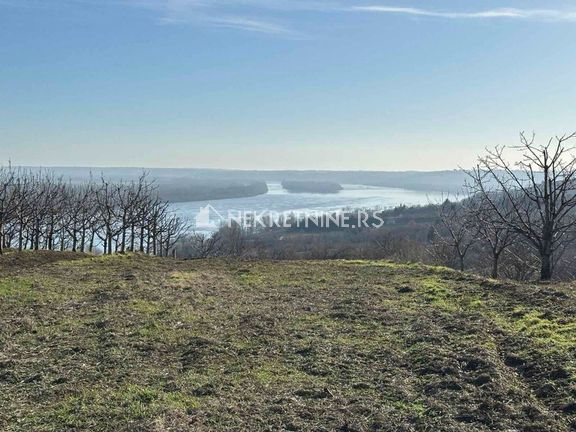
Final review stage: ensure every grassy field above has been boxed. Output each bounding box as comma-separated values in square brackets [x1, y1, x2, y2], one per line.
[0, 252, 575, 431]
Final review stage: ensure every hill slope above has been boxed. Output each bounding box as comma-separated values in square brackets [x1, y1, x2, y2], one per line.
[1, 253, 575, 431]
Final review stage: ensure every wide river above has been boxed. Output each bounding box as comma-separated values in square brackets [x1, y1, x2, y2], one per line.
[171, 183, 444, 232]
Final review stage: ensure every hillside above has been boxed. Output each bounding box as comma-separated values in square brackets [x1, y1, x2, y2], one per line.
[1, 253, 575, 431]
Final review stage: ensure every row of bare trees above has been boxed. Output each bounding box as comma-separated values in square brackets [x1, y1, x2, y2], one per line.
[435, 132, 576, 281]
[0, 168, 187, 256]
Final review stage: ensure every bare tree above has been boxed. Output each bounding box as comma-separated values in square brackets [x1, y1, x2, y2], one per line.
[0, 166, 185, 258]
[0, 167, 16, 254]
[220, 222, 246, 257]
[189, 232, 223, 258]
[466, 195, 517, 279]
[469, 132, 576, 280]
[434, 198, 478, 271]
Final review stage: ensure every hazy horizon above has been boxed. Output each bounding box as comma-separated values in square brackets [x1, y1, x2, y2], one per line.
[9, 165, 466, 173]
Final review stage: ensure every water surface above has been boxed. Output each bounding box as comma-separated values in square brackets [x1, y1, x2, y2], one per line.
[171, 183, 443, 231]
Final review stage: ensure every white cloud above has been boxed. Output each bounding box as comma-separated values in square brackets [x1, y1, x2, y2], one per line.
[207, 16, 298, 34]
[353, 6, 576, 22]
[159, 14, 300, 36]
[0, 0, 303, 35]
[3, 1, 576, 36]
[124, 0, 303, 35]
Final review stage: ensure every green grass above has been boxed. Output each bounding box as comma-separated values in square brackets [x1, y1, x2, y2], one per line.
[0, 252, 575, 431]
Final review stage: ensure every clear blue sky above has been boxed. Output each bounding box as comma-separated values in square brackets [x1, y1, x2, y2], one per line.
[1, 0, 575, 170]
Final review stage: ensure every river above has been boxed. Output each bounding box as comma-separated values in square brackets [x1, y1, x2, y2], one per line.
[170, 183, 444, 232]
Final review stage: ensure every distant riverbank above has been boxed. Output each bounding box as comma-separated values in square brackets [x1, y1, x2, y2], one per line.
[158, 180, 268, 203]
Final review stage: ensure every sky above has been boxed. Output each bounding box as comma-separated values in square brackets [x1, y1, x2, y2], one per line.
[1, 0, 576, 171]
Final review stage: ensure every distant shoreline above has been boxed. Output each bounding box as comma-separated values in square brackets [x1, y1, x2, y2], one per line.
[159, 181, 268, 203]
[15, 167, 468, 196]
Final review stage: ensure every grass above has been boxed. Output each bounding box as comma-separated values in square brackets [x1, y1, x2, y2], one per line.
[0, 252, 575, 431]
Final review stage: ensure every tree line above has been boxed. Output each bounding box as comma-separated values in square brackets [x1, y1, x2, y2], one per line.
[0, 168, 187, 256]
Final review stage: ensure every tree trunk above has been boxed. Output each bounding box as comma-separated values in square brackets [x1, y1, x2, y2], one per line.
[48, 231, 53, 250]
[540, 253, 552, 281]
[121, 226, 126, 253]
[491, 252, 500, 279]
[139, 225, 145, 252]
[18, 225, 23, 251]
[80, 229, 86, 252]
[33, 221, 40, 250]
[130, 225, 136, 252]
